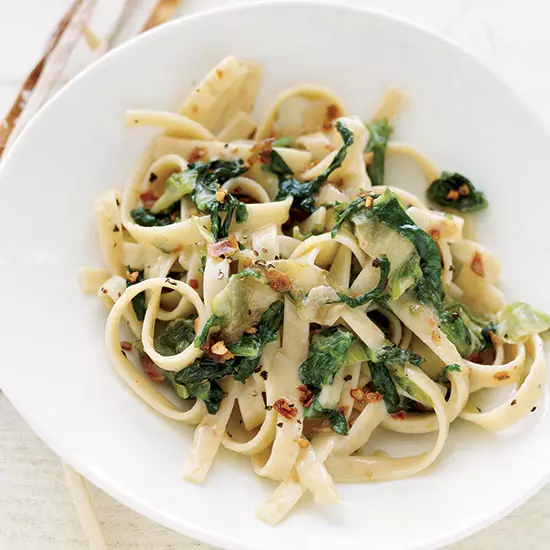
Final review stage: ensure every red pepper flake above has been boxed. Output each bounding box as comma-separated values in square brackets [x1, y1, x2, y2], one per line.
[350, 388, 383, 404]
[339, 406, 348, 416]
[458, 183, 470, 197]
[207, 234, 239, 258]
[125, 269, 140, 284]
[249, 138, 274, 165]
[494, 372, 510, 381]
[120, 341, 132, 351]
[446, 189, 460, 201]
[391, 411, 407, 420]
[140, 354, 165, 382]
[322, 104, 340, 130]
[429, 229, 440, 242]
[139, 190, 158, 209]
[267, 268, 291, 292]
[273, 398, 298, 419]
[188, 146, 205, 163]
[189, 278, 199, 290]
[467, 353, 482, 363]
[297, 385, 314, 408]
[470, 251, 485, 277]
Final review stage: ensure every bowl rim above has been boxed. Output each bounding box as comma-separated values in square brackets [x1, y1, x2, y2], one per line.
[2, 2, 549, 549]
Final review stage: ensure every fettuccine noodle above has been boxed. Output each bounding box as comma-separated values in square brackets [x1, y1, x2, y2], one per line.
[81, 56, 549, 524]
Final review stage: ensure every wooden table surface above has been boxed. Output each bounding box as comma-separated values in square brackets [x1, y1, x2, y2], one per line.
[1, 0, 550, 548]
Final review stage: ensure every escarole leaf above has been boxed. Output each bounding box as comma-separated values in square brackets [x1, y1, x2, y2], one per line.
[427, 172, 488, 213]
[211, 268, 280, 342]
[298, 327, 355, 388]
[436, 364, 462, 384]
[368, 344, 427, 413]
[155, 318, 195, 356]
[175, 301, 285, 413]
[274, 121, 355, 213]
[130, 202, 180, 227]
[365, 119, 392, 186]
[151, 170, 196, 213]
[336, 255, 391, 307]
[125, 266, 146, 321]
[136, 159, 249, 239]
[497, 302, 550, 343]
[303, 394, 349, 435]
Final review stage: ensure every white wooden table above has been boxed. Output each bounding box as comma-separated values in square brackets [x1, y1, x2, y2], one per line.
[1, 0, 550, 548]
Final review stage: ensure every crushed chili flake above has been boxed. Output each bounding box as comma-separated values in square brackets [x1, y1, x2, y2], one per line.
[297, 385, 314, 408]
[277, 422, 283, 428]
[322, 104, 340, 130]
[245, 327, 258, 334]
[458, 183, 470, 196]
[350, 388, 383, 404]
[113, 225, 120, 233]
[511, 399, 517, 406]
[467, 353, 482, 363]
[211, 341, 230, 356]
[189, 278, 199, 290]
[187, 146, 205, 163]
[274, 398, 298, 419]
[260, 370, 268, 380]
[488, 330, 499, 347]
[125, 269, 140, 284]
[470, 251, 485, 277]
[215, 188, 228, 203]
[446, 189, 460, 201]
[494, 372, 510, 381]
[429, 229, 440, 241]
[140, 354, 165, 382]
[149, 172, 158, 183]
[120, 341, 132, 351]
[343, 374, 352, 382]
[365, 195, 374, 209]
[297, 438, 309, 449]
[139, 190, 157, 208]
[249, 138, 274, 165]
[267, 268, 291, 292]
[207, 234, 239, 258]
[339, 406, 348, 416]
[391, 411, 407, 420]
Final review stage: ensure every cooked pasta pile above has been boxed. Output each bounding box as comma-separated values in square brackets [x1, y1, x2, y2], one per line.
[80, 56, 549, 524]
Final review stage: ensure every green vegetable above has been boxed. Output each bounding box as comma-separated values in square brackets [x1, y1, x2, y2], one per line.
[229, 301, 284, 381]
[344, 340, 371, 365]
[274, 121, 355, 213]
[440, 302, 496, 358]
[130, 203, 180, 227]
[211, 268, 279, 342]
[194, 314, 219, 349]
[335, 255, 390, 307]
[155, 318, 195, 356]
[497, 302, 550, 343]
[174, 301, 284, 412]
[427, 172, 488, 212]
[368, 345, 426, 413]
[365, 119, 392, 186]
[151, 170, 196, 213]
[199, 252, 207, 274]
[262, 150, 294, 178]
[331, 195, 367, 238]
[298, 327, 355, 388]
[271, 136, 294, 148]
[436, 364, 461, 384]
[174, 356, 233, 414]
[303, 394, 349, 435]
[125, 266, 146, 321]
[369, 361, 400, 413]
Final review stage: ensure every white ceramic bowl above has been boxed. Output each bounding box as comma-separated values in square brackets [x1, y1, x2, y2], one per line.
[1, 2, 549, 549]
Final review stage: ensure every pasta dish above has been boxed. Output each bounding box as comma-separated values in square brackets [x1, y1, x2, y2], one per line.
[80, 56, 549, 524]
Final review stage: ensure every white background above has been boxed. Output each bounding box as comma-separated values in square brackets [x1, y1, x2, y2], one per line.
[1, 0, 550, 548]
